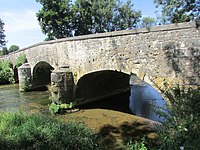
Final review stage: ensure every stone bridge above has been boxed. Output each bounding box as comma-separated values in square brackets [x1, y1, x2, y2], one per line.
[1, 22, 199, 104]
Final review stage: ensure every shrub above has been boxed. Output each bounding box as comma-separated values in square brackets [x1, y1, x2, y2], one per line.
[0, 112, 102, 150]
[127, 138, 148, 150]
[48, 102, 76, 115]
[15, 53, 27, 68]
[156, 85, 200, 149]
[0, 60, 14, 84]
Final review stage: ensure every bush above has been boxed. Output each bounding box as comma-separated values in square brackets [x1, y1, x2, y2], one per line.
[156, 85, 200, 149]
[15, 53, 27, 68]
[0, 112, 102, 150]
[127, 138, 148, 150]
[0, 60, 14, 84]
[48, 102, 75, 115]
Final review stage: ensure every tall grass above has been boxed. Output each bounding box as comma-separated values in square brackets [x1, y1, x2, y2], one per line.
[0, 112, 102, 150]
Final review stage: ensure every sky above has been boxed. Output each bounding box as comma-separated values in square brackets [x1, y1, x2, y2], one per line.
[0, 0, 158, 49]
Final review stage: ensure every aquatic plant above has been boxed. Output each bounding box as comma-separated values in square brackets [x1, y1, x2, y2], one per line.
[48, 102, 76, 115]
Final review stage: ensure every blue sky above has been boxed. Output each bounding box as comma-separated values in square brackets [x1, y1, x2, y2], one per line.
[0, 0, 158, 49]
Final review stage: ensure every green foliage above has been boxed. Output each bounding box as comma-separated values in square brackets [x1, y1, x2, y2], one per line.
[114, 0, 141, 30]
[8, 45, 19, 53]
[36, 0, 141, 38]
[73, 0, 93, 35]
[48, 103, 60, 115]
[0, 47, 9, 55]
[127, 138, 148, 150]
[36, 0, 73, 40]
[154, 0, 200, 23]
[156, 85, 200, 149]
[48, 102, 75, 115]
[141, 17, 157, 28]
[59, 102, 74, 109]
[0, 19, 6, 48]
[15, 53, 27, 68]
[0, 112, 102, 149]
[0, 60, 14, 84]
[0, 45, 20, 56]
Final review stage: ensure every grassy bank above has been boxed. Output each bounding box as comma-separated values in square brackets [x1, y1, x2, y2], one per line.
[0, 112, 102, 150]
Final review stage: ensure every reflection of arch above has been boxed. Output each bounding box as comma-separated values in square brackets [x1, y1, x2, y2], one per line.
[32, 61, 54, 89]
[129, 80, 167, 122]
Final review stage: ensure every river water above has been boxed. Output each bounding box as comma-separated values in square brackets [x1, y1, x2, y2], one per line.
[130, 83, 167, 122]
[0, 84, 50, 114]
[0, 83, 167, 122]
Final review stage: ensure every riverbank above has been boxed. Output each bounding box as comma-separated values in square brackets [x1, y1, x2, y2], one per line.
[17, 103, 159, 149]
[58, 109, 158, 149]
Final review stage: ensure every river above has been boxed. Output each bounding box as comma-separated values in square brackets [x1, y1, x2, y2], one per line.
[130, 83, 168, 122]
[0, 83, 168, 122]
[0, 84, 50, 114]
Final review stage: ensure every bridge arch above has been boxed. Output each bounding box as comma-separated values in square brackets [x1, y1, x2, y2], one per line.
[74, 70, 130, 103]
[73, 69, 165, 116]
[32, 61, 54, 89]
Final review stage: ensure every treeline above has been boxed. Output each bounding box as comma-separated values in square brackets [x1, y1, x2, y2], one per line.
[0, 45, 20, 56]
[36, 0, 142, 40]
[36, 0, 199, 41]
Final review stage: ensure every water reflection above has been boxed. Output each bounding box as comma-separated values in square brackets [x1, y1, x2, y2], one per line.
[129, 74, 168, 122]
[1, 81, 168, 122]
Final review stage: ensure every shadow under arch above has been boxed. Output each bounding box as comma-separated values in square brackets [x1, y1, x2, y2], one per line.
[32, 61, 54, 90]
[74, 70, 132, 114]
[13, 66, 19, 83]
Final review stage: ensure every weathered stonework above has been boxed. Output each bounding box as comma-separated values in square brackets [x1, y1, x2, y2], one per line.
[18, 63, 32, 92]
[1, 21, 199, 95]
[50, 66, 74, 103]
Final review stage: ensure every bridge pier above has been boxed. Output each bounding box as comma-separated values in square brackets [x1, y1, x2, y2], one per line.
[18, 63, 32, 92]
[50, 66, 74, 104]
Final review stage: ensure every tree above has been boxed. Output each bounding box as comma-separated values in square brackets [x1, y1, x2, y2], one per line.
[141, 17, 157, 28]
[73, 0, 93, 35]
[114, 0, 141, 30]
[0, 19, 6, 48]
[1, 47, 8, 55]
[36, 0, 141, 39]
[9, 45, 20, 53]
[73, 0, 141, 34]
[36, 0, 73, 40]
[91, 0, 117, 33]
[154, 0, 200, 23]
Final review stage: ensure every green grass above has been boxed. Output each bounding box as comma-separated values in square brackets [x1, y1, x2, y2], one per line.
[0, 112, 102, 150]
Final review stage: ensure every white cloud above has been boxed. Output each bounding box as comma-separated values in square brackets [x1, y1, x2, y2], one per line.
[0, 10, 46, 48]
[1, 10, 40, 32]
